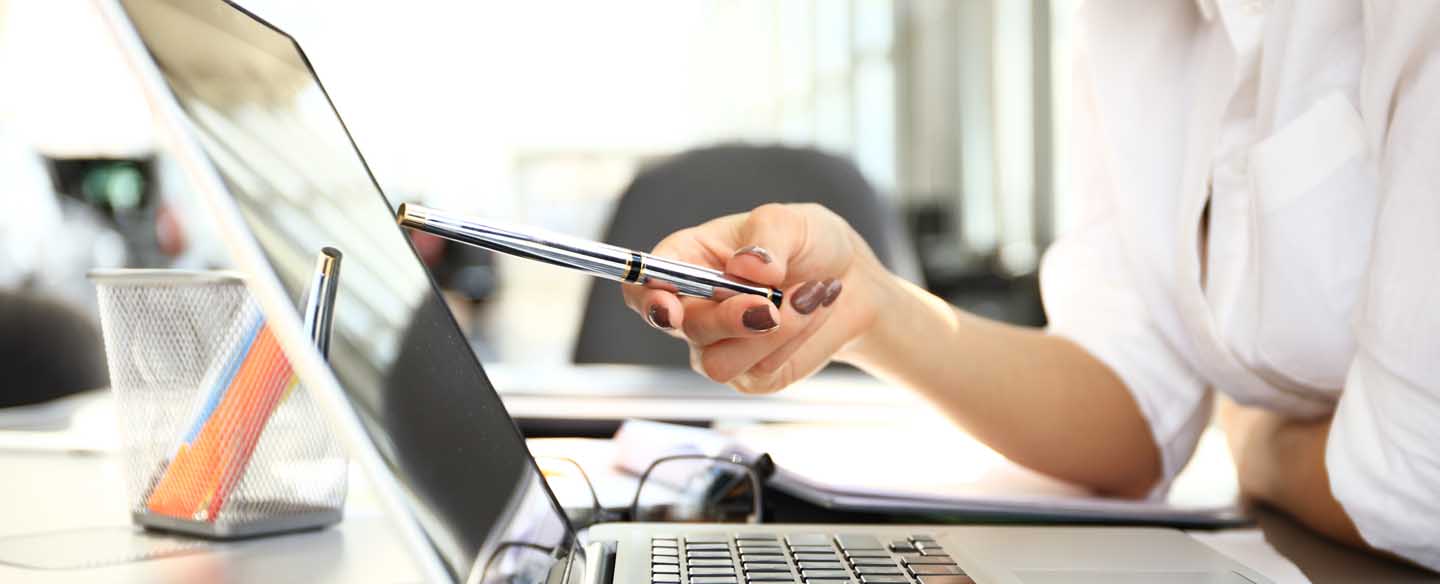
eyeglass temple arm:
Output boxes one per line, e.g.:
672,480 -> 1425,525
627,454 -> 768,525
535,456 -> 604,526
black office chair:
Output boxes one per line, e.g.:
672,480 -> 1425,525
572,144 -> 915,367
0,291 -> 109,408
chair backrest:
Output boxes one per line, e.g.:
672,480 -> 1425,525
0,291 -> 109,407
572,144 -> 913,367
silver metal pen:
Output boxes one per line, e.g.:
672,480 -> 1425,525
396,204 -> 783,308
301,246 -> 342,358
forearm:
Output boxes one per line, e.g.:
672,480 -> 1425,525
840,275 -> 1160,497
1232,414 -> 1365,548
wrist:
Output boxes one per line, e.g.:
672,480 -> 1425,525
835,264 -> 917,366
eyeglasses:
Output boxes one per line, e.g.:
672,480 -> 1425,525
536,452 -> 775,529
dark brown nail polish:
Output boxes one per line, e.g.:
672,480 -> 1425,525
742,306 -> 778,332
790,280 -> 827,315
732,245 -> 773,264
647,304 -> 672,330
821,278 -> 843,307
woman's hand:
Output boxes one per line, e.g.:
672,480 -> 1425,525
625,205 -> 1162,497
621,203 -> 891,393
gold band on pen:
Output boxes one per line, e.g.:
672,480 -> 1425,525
623,252 -> 643,283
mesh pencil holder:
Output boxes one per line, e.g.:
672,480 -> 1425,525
91,269 -> 346,539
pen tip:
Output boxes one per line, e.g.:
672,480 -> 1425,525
395,202 -> 409,225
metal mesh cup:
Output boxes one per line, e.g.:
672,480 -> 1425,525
91,270 -> 346,539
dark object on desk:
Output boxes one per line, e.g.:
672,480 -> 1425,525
0,291 -> 108,408
1250,506 -> 1440,582
574,144 -> 916,367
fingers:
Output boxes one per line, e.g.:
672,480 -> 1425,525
681,294 -> 780,347
723,204 -> 808,286
639,288 -> 685,334
623,223 -> 736,334
688,278 -> 845,384
733,302 -> 855,393
622,203 -> 862,392
704,301 -> 834,390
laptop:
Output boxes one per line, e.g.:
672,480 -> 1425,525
100,1 -> 1273,583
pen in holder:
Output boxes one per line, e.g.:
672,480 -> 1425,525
91,255 -> 346,539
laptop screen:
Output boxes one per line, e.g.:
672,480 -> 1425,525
119,1 -> 578,581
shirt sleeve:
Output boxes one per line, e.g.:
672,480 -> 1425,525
1039,35 -> 1213,495
1324,2 -> 1440,570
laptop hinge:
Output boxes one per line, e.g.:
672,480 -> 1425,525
580,541 -> 617,584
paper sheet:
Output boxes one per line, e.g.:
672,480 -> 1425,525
614,419 -> 1245,527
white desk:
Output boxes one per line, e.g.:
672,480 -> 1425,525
0,448 -> 420,583
1,392 -> 1434,583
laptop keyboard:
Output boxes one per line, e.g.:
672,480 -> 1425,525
650,532 -> 971,584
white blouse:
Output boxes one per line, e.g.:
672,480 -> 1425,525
1041,0 -> 1440,569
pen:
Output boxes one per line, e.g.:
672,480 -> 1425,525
301,247 -> 342,359
395,204 -> 784,308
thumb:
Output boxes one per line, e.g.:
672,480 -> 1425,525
723,204 -> 809,287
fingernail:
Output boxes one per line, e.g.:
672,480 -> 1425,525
646,304 -> 672,330
742,305 -> 778,332
790,280 -> 827,315
821,278 -> 843,307
732,245 -> 773,264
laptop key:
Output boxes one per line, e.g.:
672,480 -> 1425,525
690,551 -> 733,558
689,543 -> 733,551
742,554 -> 787,562
902,556 -> 954,565
909,565 -> 964,575
651,575 -> 680,584
745,563 -> 792,572
654,547 -> 679,556
740,545 -> 785,554
691,578 -> 739,584
786,534 -> 833,547
915,577 -> 975,584
796,561 -> 845,570
804,580 -> 856,584
849,558 -> 897,566
859,576 -> 909,584
835,535 -> 884,550
888,542 -> 918,554
654,538 -> 679,547
746,574 -> 797,582
691,567 -> 739,576
855,566 -> 902,575
653,564 -> 680,573
916,542 -> 946,554
794,553 -> 841,562
692,559 -> 735,566
653,556 -> 680,565
801,570 -> 850,579
845,550 -> 891,558
687,535 -> 732,543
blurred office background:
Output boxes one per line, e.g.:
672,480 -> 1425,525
0,0 -> 1083,393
